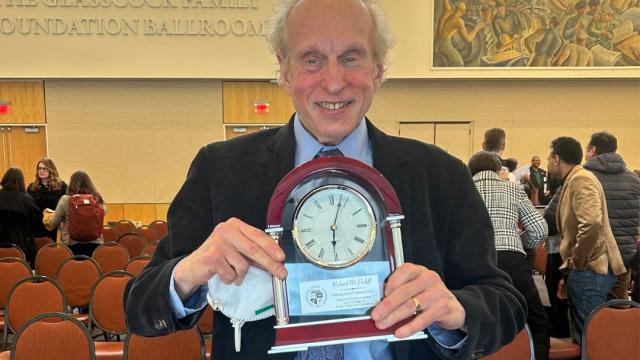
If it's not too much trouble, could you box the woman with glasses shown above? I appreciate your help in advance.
[27,158,67,240]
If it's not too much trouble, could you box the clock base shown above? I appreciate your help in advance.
[268,316,428,354]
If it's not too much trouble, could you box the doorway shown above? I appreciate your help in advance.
[398,122,472,162]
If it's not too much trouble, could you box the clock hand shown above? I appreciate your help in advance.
[331,195,342,253]
[332,194,342,227]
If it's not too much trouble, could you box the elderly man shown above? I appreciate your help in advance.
[125,1,526,359]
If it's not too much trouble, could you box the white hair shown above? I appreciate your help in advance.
[266,0,395,67]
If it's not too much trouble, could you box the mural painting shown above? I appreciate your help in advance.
[432,0,640,67]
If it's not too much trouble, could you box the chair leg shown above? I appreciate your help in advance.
[2,326,7,352]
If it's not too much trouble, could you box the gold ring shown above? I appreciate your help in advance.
[411,297,421,311]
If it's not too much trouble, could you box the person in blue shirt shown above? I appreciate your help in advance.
[125,1,526,359]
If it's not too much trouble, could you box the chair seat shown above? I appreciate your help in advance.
[95,341,124,360]
[549,337,581,359]
[73,313,89,325]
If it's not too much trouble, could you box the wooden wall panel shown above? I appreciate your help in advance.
[104,203,125,225]
[0,82,46,124]
[3,126,47,182]
[105,203,171,225]
[224,125,283,140]
[155,204,170,222]
[123,204,158,226]
[223,82,295,124]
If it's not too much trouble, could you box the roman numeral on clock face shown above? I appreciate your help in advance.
[354,236,365,244]
[305,239,316,248]
[318,248,325,259]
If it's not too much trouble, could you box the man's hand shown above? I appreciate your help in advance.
[173,217,287,301]
[371,263,466,338]
[557,279,567,300]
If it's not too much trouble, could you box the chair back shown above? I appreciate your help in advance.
[148,220,168,237]
[581,299,640,360]
[117,233,146,259]
[102,226,121,243]
[35,243,73,279]
[56,256,101,308]
[92,242,130,273]
[3,275,66,350]
[141,243,157,257]
[197,305,214,335]
[89,271,134,335]
[534,241,547,275]
[125,256,151,276]
[10,312,95,360]
[114,220,136,235]
[0,244,25,261]
[0,258,31,309]
[135,225,159,244]
[124,326,205,360]
[32,237,54,254]
[481,325,533,359]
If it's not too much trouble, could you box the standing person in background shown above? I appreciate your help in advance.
[482,127,514,182]
[469,151,550,360]
[547,136,625,345]
[529,156,547,205]
[543,187,571,338]
[27,158,68,241]
[47,170,106,257]
[583,132,640,300]
[0,167,41,265]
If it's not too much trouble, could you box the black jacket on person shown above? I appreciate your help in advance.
[28,181,67,238]
[124,117,526,360]
[0,189,41,264]
[583,153,640,267]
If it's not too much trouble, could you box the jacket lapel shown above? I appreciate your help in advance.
[556,165,581,235]
[262,116,297,197]
[367,120,413,264]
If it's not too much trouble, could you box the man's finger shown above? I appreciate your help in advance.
[223,220,287,279]
[384,263,431,296]
[237,219,286,261]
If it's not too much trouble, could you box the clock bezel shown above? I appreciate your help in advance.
[292,184,377,269]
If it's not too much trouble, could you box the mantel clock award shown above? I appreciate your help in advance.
[265,156,428,354]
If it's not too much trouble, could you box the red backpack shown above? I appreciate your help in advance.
[67,194,104,242]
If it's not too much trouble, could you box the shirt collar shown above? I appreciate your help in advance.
[293,114,371,166]
[473,170,503,182]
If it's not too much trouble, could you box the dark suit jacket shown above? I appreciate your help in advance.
[125,118,526,360]
[529,167,547,205]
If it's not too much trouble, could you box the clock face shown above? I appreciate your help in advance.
[292,185,377,268]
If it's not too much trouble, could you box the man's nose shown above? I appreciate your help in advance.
[321,60,346,94]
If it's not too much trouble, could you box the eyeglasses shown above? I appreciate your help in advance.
[37,167,49,171]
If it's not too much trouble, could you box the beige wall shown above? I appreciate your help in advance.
[46,80,224,204]
[44,78,640,212]
[369,79,640,170]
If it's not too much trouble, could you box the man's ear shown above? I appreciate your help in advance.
[277,55,293,94]
[373,62,384,91]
